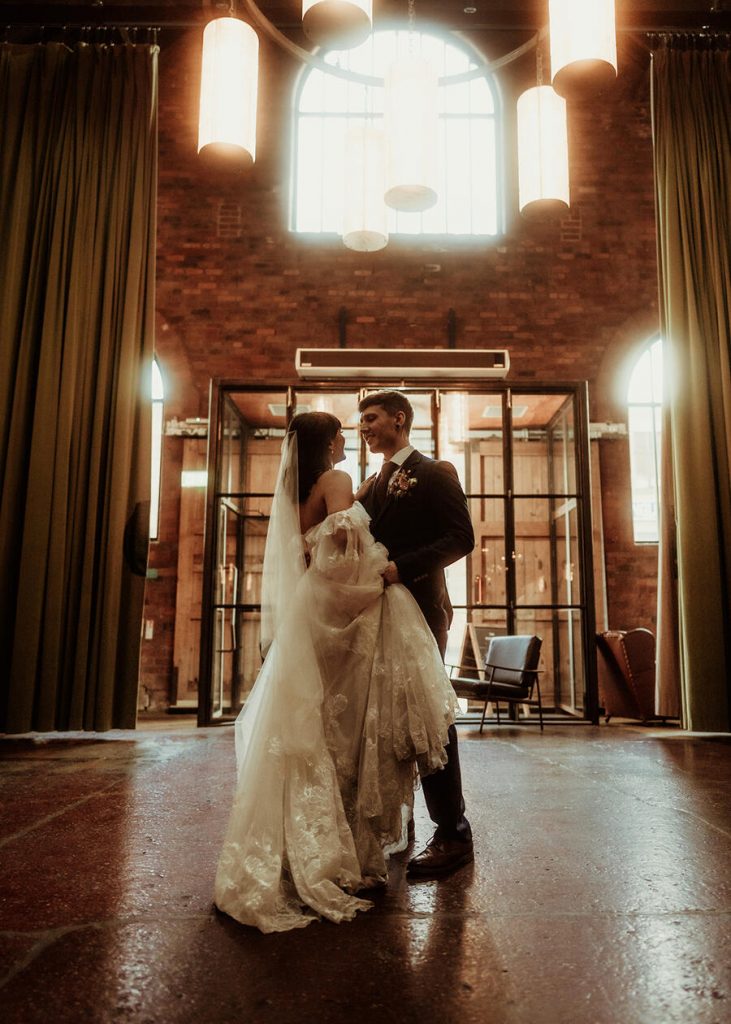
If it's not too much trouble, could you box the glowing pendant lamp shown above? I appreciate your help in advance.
[517,85,570,218]
[549,0,617,97]
[384,56,439,212]
[342,125,388,252]
[302,0,372,50]
[198,18,259,166]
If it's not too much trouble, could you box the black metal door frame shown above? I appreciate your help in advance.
[197,378,598,726]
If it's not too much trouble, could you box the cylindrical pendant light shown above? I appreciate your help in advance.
[302,0,372,50]
[198,18,259,166]
[517,86,570,218]
[549,0,617,98]
[342,125,388,252]
[384,56,439,212]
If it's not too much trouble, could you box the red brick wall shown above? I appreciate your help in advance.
[139,28,661,709]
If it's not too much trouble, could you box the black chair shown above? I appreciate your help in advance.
[449,634,544,732]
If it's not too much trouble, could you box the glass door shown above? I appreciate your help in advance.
[199,381,597,725]
[199,387,290,723]
[440,386,596,722]
[510,392,588,717]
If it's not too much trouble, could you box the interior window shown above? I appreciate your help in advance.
[292,28,500,237]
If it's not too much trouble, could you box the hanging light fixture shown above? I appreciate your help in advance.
[384,55,439,212]
[384,0,439,213]
[548,0,617,98]
[517,85,570,218]
[342,125,388,252]
[386,5,442,214]
[198,17,259,166]
[301,0,373,50]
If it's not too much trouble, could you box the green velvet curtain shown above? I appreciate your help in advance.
[0,42,158,732]
[652,42,731,731]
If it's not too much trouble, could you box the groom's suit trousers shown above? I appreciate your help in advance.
[425,630,471,843]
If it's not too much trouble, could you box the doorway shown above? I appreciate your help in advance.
[197,381,598,726]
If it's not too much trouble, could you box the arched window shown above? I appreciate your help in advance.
[292,29,500,237]
[627,338,663,544]
[150,358,164,542]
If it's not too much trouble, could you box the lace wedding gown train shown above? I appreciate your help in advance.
[214,502,457,933]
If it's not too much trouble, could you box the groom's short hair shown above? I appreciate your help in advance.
[358,390,414,433]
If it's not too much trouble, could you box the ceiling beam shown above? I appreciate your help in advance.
[3,4,730,33]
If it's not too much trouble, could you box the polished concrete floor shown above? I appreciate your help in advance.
[1,721,730,1024]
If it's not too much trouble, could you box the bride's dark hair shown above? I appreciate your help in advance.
[288,411,342,502]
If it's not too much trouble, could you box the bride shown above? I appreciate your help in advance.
[214,411,458,932]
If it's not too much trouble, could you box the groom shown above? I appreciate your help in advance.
[357,390,474,877]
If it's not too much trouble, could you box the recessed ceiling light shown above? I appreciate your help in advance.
[268,403,311,416]
[482,404,528,419]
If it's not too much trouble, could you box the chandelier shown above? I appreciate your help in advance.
[198,0,618,247]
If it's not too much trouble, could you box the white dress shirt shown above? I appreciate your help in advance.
[388,444,415,468]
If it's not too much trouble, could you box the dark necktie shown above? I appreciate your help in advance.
[374,461,397,510]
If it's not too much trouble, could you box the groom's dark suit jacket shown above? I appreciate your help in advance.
[359,450,475,641]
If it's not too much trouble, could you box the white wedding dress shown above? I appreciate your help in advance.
[214,500,458,933]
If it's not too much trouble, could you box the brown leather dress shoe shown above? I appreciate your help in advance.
[407,835,474,878]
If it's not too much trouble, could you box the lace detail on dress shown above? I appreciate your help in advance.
[214,501,456,932]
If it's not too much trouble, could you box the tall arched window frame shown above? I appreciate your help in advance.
[150,358,164,542]
[627,338,663,544]
[292,29,501,237]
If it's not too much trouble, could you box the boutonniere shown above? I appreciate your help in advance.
[387,468,418,499]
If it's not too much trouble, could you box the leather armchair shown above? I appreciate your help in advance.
[596,628,657,722]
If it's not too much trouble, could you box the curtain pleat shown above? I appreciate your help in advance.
[0,43,157,732]
[652,45,731,731]
[654,406,681,719]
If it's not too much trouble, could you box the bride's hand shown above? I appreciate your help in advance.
[382,561,400,586]
[354,477,373,503]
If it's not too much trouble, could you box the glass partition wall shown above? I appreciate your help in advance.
[199,381,597,726]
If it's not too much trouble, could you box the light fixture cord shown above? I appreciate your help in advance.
[408,0,416,54]
[536,37,544,85]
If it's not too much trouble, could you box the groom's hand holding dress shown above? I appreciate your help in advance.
[358,454,474,656]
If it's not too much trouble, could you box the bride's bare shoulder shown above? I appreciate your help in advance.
[318,468,352,485]
[315,469,354,514]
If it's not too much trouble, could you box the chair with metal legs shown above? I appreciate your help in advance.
[449,634,544,732]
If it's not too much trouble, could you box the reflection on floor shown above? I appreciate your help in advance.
[1,723,730,1024]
